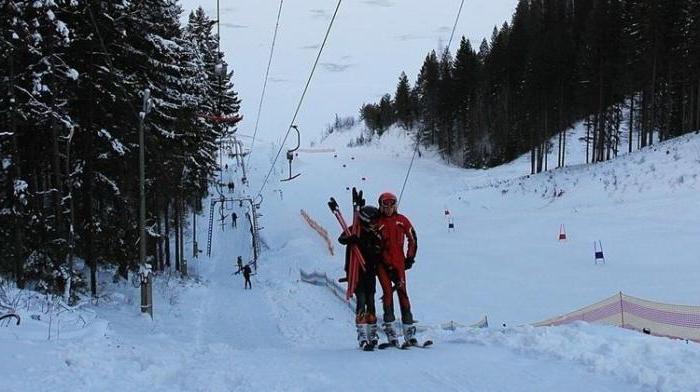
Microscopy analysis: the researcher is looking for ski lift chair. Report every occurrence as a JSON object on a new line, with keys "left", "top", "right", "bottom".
{"left": 281, "top": 125, "right": 302, "bottom": 182}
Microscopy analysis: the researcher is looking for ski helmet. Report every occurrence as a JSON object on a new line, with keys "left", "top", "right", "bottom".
{"left": 378, "top": 192, "right": 397, "bottom": 207}
{"left": 358, "top": 205, "right": 380, "bottom": 224}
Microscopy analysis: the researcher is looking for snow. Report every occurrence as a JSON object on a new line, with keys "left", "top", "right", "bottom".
{"left": 4, "top": 1, "right": 700, "bottom": 390}
{"left": 98, "top": 128, "right": 128, "bottom": 156}
{"left": 13, "top": 179, "right": 28, "bottom": 195}
{"left": 55, "top": 20, "right": 70, "bottom": 41}
{"left": 5, "top": 121, "right": 700, "bottom": 390}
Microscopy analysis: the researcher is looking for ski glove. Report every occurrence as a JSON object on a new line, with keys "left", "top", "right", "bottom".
{"left": 404, "top": 257, "right": 415, "bottom": 270}
{"left": 339, "top": 234, "right": 360, "bottom": 245}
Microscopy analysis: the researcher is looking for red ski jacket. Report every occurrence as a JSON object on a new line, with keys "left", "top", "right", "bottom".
{"left": 376, "top": 213, "right": 417, "bottom": 270}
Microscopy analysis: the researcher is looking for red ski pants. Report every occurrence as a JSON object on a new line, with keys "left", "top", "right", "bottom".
{"left": 376, "top": 263, "right": 411, "bottom": 321}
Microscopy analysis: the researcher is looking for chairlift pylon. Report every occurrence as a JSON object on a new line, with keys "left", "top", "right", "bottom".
{"left": 281, "top": 125, "right": 301, "bottom": 182}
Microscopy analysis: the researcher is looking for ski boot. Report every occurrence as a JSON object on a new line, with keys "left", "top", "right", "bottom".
{"left": 401, "top": 309, "right": 417, "bottom": 346}
{"left": 382, "top": 322, "right": 400, "bottom": 347}
{"left": 365, "top": 313, "right": 378, "bottom": 348}
{"left": 402, "top": 323, "right": 417, "bottom": 346}
{"left": 356, "top": 323, "right": 370, "bottom": 350}
{"left": 368, "top": 323, "right": 379, "bottom": 348}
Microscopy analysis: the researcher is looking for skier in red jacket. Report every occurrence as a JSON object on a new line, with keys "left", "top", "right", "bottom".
{"left": 375, "top": 191, "right": 418, "bottom": 346}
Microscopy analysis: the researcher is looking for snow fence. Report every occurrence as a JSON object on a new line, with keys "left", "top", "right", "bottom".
{"left": 534, "top": 292, "right": 700, "bottom": 342}
{"left": 299, "top": 269, "right": 355, "bottom": 312}
{"left": 299, "top": 210, "right": 334, "bottom": 256}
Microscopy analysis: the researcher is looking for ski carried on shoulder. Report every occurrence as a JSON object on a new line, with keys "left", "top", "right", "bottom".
{"left": 327, "top": 188, "right": 366, "bottom": 300}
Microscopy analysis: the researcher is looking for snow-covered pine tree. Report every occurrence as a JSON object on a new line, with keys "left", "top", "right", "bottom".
{"left": 0, "top": 0, "right": 80, "bottom": 294}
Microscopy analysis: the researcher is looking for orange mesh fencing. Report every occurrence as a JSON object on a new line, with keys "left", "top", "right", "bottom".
{"left": 300, "top": 209, "right": 334, "bottom": 256}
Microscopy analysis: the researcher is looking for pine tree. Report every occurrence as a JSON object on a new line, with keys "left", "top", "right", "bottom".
{"left": 415, "top": 50, "right": 440, "bottom": 145}
{"left": 452, "top": 37, "right": 481, "bottom": 166}
{"left": 394, "top": 72, "right": 414, "bottom": 130}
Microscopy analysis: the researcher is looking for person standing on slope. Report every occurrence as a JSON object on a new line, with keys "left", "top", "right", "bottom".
{"left": 375, "top": 191, "right": 418, "bottom": 346}
{"left": 338, "top": 205, "right": 383, "bottom": 350}
{"left": 243, "top": 264, "right": 253, "bottom": 289}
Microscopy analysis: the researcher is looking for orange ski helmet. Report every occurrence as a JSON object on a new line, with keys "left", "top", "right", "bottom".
{"left": 378, "top": 192, "right": 398, "bottom": 207}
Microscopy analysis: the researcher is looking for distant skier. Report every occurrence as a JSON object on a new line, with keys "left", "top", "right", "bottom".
{"left": 338, "top": 205, "right": 383, "bottom": 350}
{"left": 243, "top": 264, "right": 252, "bottom": 289}
{"left": 236, "top": 256, "right": 243, "bottom": 272}
{"left": 376, "top": 191, "right": 418, "bottom": 346}
{"left": 232, "top": 212, "right": 238, "bottom": 228}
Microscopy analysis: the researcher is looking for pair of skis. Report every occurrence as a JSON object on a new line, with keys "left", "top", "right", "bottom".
{"left": 328, "top": 188, "right": 366, "bottom": 300}
{"left": 377, "top": 339, "right": 434, "bottom": 350}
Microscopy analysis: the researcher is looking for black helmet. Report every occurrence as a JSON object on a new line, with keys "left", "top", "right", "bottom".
{"left": 359, "top": 206, "right": 380, "bottom": 224}
{"left": 358, "top": 205, "right": 380, "bottom": 224}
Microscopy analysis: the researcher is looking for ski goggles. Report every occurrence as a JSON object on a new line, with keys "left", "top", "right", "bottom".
{"left": 380, "top": 198, "right": 397, "bottom": 207}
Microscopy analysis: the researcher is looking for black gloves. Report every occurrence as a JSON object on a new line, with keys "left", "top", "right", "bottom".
{"left": 405, "top": 257, "right": 415, "bottom": 270}
{"left": 339, "top": 234, "right": 360, "bottom": 245}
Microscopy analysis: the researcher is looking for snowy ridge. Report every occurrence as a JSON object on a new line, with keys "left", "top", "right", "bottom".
{"left": 466, "top": 131, "right": 700, "bottom": 205}
{"left": 446, "top": 322, "right": 700, "bottom": 392}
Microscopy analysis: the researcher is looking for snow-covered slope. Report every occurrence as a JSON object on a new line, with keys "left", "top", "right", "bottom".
{"left": 241, "top": 121, "right": 700, "bottom": 391}
{"left": 4, "top": 123, "right": 700, "bottom": 391}
{"left": 5, "top": 0, "right": 700, "bottom": 389}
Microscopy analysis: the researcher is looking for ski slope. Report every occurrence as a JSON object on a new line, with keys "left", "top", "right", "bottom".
{"left": 4, "top": 1, "right": 700, "bottom": 390}
{"left": 5, "top": 124, "right": 699, "bottom": 391}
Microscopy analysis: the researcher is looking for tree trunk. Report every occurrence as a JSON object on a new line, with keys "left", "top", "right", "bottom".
{"left": 84, "top": 171, "right": 97, "bottom": 296}
{"left": 649, "top": 52, "right": 657, "bottom": 146}
{"left": 597, "top": 68, "right": 605, "bottom": 162}
{"left": 696, "top": 79, "right": 700, "bottom": 132}
{"left": 175, "top": 195, "right": 180, "bottom": 272}
{"left": 640, "top": 89, "right": 647, "bottom": 147}
{"left": 156, "top": 198, "right": 163, "bottom": 272}
{"left": 543, "top": 109, "right": 548, "bottom": 172}
{"left": 179, "top": 194, "right": 185, "bottom": 275}
{"left": 591, "top": 114, "right": 598, "bottom": 163}
{"left": 628, "top": 94, "right": 634, "bottom": 153}
{"left": 585, "top": 116, "right": 590, "bottom": 164}
{"left": 558, "top": 82, "right": 564, "bottom": 168}
{"left": 8, "top": 54, "right": 24, "bottom": 288}
{"left": 51, "top": 118, "right": 65, "bottom": 264}
{"left": 164, "top": 199, "right": 171, "bottom": 268}
{"left": 530, "top": 134, "right": 536, "bottom": 174}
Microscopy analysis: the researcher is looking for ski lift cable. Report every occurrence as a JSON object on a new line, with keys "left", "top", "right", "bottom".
{"left": 255, "top": 0, "right": 343, "bottom": 199}
{"left": 447, "top": 0, "right": 466, "bottom": 51}
{"left": 247, "top": 0, "right": 284, "bottom": 168}
{"left": 398, "top": 133, "right": 422, "bottom": 204}
{"left": 399, "top": 0, "right": 466, "bottom": 205}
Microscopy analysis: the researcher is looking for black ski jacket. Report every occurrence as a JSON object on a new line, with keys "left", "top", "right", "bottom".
{"left": 338, "top": 224, "right": 383, "bottom": 276}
